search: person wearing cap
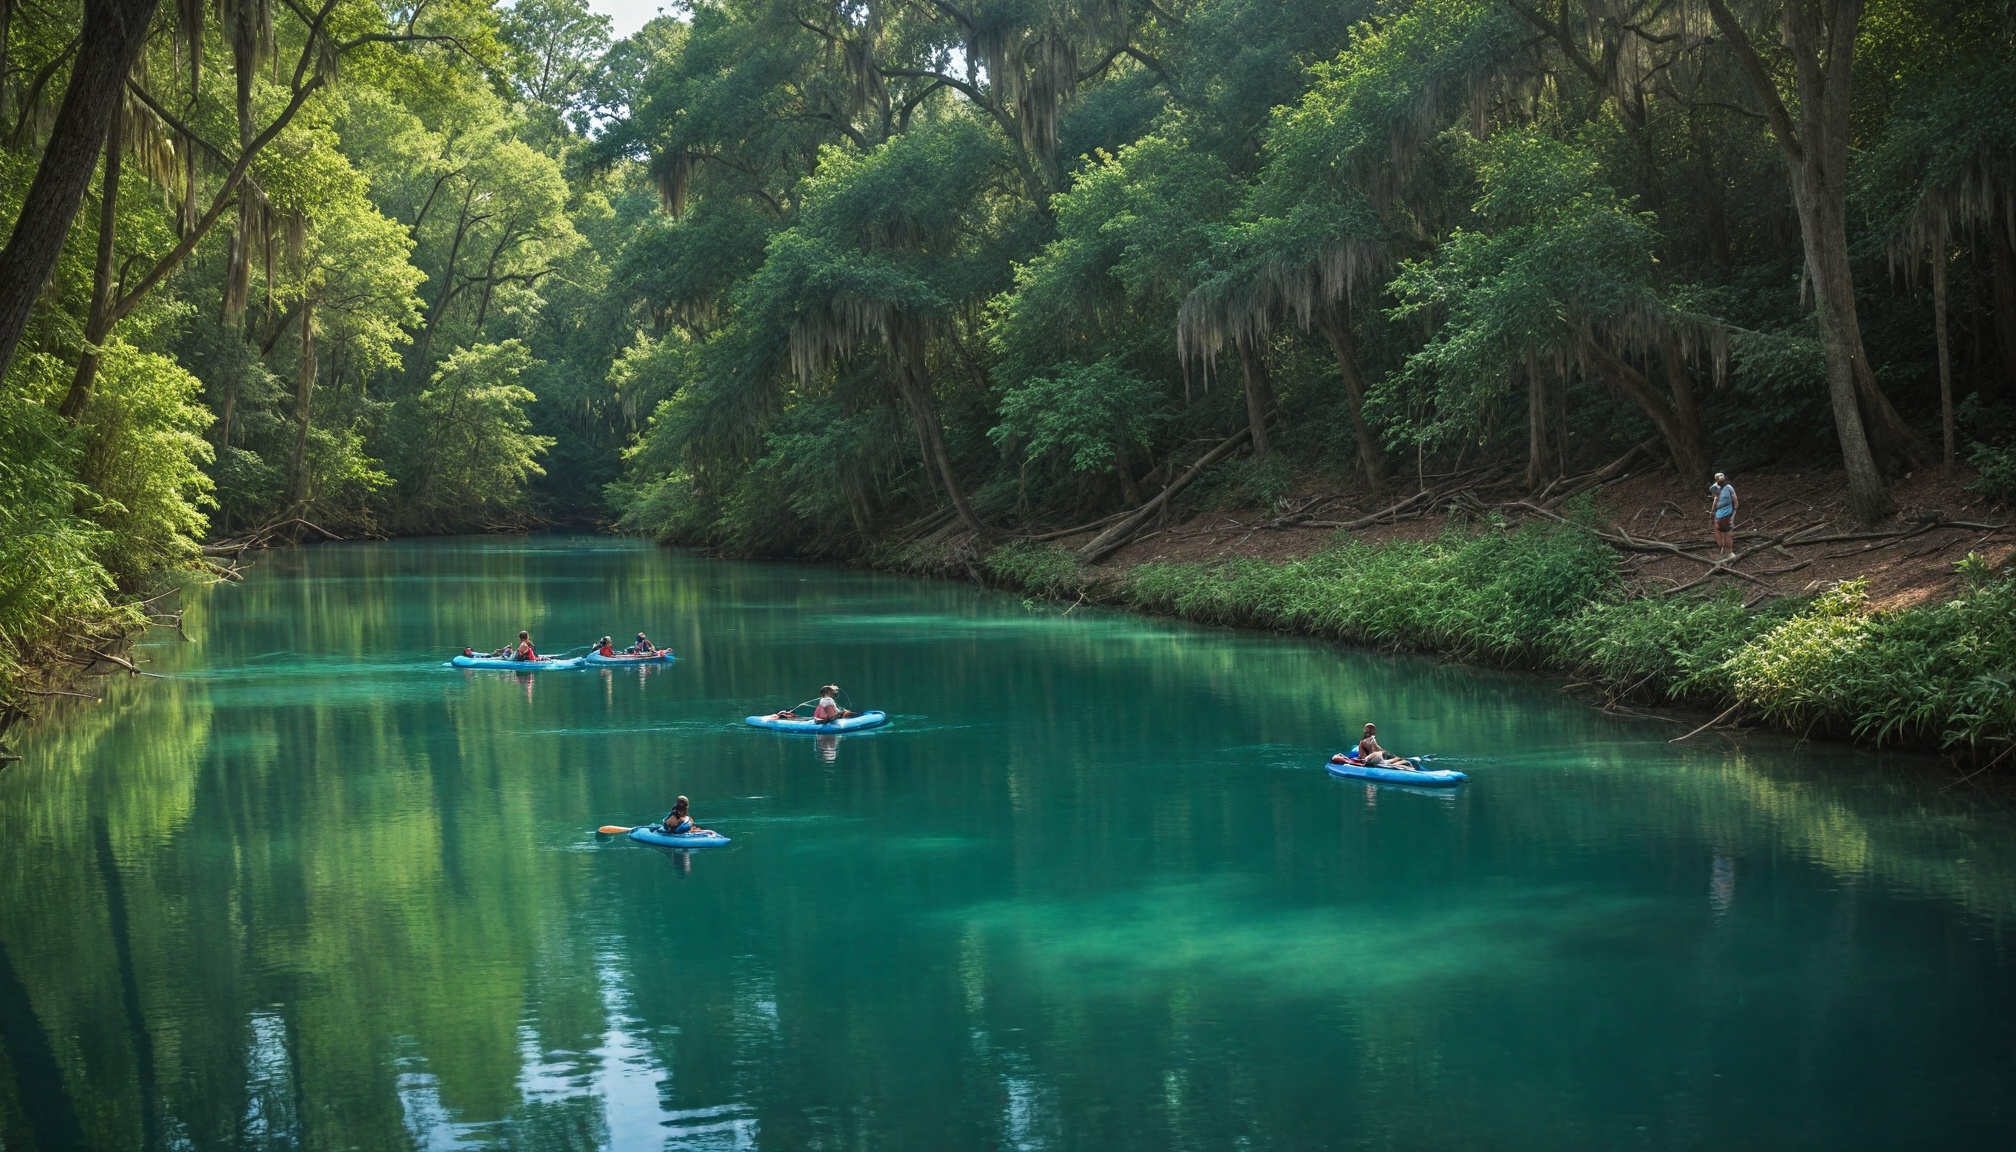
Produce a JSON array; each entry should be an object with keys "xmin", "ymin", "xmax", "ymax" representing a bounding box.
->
[
  {"xmin": 628, "ymin": 631, "xmax": 656, "ymax": 654},
  {"xmin": 1708, "ymin": 472, "xmax": 1739, "ymax": 560},
  {"xmin": 1356, "ymin": 723, "xmax": 1417, "ymax": 770},
  {"xmin": 813, "ymin": 684, "xmax": 846, "ymax": 723}
]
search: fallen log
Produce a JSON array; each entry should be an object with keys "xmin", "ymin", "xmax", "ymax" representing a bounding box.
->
[
  {"xmin": 1077, "ymin": 427, "xmax": 1251, "ymax": 564},
  {"xmin": 1304, "ymin": 489, "xmax": 1435, "ymax": 530},
  {"xmin": 1019, "ymin": 507, "xmax": 1137, "ymax": 543}
]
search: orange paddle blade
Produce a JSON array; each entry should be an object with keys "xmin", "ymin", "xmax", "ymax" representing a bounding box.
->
[{"xmin": 596, "ymin": 825, "xmax": 633, "ymax": 835}]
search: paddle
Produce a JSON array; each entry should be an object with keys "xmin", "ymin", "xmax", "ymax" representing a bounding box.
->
[{"xmin": 597, "ymin": 825, "xmax": 635, "ymax": 834}]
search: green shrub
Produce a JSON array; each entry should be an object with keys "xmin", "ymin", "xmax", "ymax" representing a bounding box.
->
[
  {"xmin": 1724, "ymin": 580, "xmax": 1877, "ymax": 733},
  {"xmin": 1124, "ymin": 522, "xmax": 2016, "ymax": 760},
  {"xmin": 1724, "ymin": 562, "xmax": 2016, "ymax": 757},
  {"xmin": 1968, "ymin": 441, "xmax": 2016, "ymax": 505},
  {"xmin": 1126, "ymin": 520, "xmax": 1617, "ymax": 664},
  {"xmin": 984, "ymin": 542, "xmax": 1087, "ymax": 598},
  {"xmin": 1560, "ymin": 590, "xmax": 1795, "ymax": 705}
]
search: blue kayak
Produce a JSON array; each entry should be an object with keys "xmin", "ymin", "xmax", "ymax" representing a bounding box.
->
[
  {"xmin": 628, "ymin": 826, "xmax": 730, "ymax": 848},
  {"xmin": 1326, "ymin": 756, "xmax": 1468, "ymax": 787},
  {"xmin": 450, "ymin": 655, "xmax": 586, "ymax": 670},
  {"xmin": 583, "ymin": 651, "xmax": 675, "ymax": 666},
  {"xmin": 745, "ymin": 710, "xmax": 889, "ymax": 734}
]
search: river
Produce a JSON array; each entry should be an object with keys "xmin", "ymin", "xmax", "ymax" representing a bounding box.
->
[{"xmin": 2, "ymin": 536, "xmax": 2013, "ymax": 1150}]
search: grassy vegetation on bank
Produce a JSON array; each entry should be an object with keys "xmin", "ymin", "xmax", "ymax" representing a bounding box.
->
[{"xmin": 982, "ymin": 522, "xmax": 2016, "ymax": 764}]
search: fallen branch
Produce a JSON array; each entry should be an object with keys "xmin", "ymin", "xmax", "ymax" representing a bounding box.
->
[
  {"xmin": 85, "ymin": 648, "xmax": 143, "ymax": 675},
  {"xmin": 1304, "ymin": 489, "xmax": 1434, "ymax": 530},
  {"xmin": 203, "ymin": 516, "xmax": 345, "ymax": 555},
  {"xmin": 1605, "ymin": 705, "xmax": 1685, "ymax": 724},
  {"xmin": 1670, "ymin": 703, "xmax": 1741, "ymax": 743},
  {"xmin": 1661, "ymin": 559, "xmax": 1776, "ymax": 596},
  {"xmin": 23, "ymin": 688, "xmax": 100, "ymax": 701},
  {"xmin": 1019, "ymin": 507, "xmax": 1136, "ymax": 542},
  {"xmin": 1077, "ymin": 427, "xmax": 1251, "ymax": 564},
  {"xmin": 1942, "ymin": 743, "xmax": 2016, "ymax": 791},
  {"xmin": 1544, "ymin": 439, "xmax": 1656, "ymax": 509}
]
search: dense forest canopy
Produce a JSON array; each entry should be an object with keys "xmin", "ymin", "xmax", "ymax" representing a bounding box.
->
[{"xmin": 1, "ymin": 0, "xmax": 2014, "ymax": 691}]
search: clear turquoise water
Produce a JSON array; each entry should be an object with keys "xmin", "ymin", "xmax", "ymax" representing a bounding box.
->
[{"xmin": 4, "ymin": 536, "xmax": 2015, "ymax": 1150}]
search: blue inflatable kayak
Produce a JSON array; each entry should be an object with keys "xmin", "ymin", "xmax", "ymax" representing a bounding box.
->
[
  {"xmin": 583, "ymin": 651, "xmax": 675, "ymax": 666},
  {"xmin": 450, "ymin": 655, "xmax": 586, "ymax": 670},
  {"xmin": 745, "ymin": 710, "xmax": 889, "ymax": 734},
  {"xmin": 1326, "ymin": 756, "xmax": 1468, "ymax": 787},
  {"xmin": 628, "ymin": 826, "xmax": 730, "ymax": 848}
]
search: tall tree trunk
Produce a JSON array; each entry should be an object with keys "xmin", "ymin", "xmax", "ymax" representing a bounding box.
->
[
  {"xmin": 1933, "ymin": 243, "xmax": 1954, "ymax": 466},
  {"xmin": 1803, "ymin": 183, "xmax": 1908, "ymax": 504},
  {"xmin": 1969, "ymin": 241, "xmax": 1984, "ymax": 387},
  {"xmin": 411, "ymin": 184, "xmax": 477, "ymax": 381},
  {"xmin": 895, "ymin": 317, "xmax": 989, "ymax": 537},
  {"xmin": 1579, "ymin": 338, "xmax": 1710, "ymax": 485},
  {"xmin": 1112, "ymin": 431, "xmax": 1142, "ymax": 505},
  {"xmin": 1707, "ymin": 0, "xmax": 1911, "ymax": 522},
  {"xmin": 1525, "ymin": 366, "xmax": 1550, "ymax": 490},
  {"xmin": 1691, "ymin": 112, "xmax": 1732, "ymax": 270},
  {"xmin": 1626, "ymin": 91, "xmax": 1661, "ymax": 216},
  {"xmin": 1314, "ymin": 302, "xmax": 1384, "ymax": 492},
  {"xmin": 0, "ymin": 0, "xmax": 161, "ymax": 386},
  {"xmin": 1661, "ymin": 334, "xmax": 1710, "ymax": 485},
  {"xmin": 56, "ymin": 91, "xmax": 121, "ymax": 420},
  {"xmin": 1233, "ymin": 331, "xmax": 1275, "ymax": 458},
  {"xmin": 216, "ymin": 372, "xmax": 238, "ymax": 449},
  {"xmin": 1992, "ymin": 228, "xmax": 2016, "ymax": 401},
  {"xmin": 221, "ymin": 35, "xmax": 260, "ymax": 325},
  {"xmin": 287, "ymin": 298, "xmax": 314, "ymax": 507}
]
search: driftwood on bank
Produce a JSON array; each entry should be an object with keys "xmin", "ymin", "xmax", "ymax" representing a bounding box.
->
[
  {"xmin": 202, "ymin": 517, "xmax": 344, "ymax": 556},
  {"xmin": 1020, "ymin": 506, "xmax": 1137, "ymax": 543},
  {"xmin": 1302, "ymin": 489, "xmax": 1435, "ymax": 530},
  {"xmin": 1077, "ymin": 426, "xmax": 1252, "ymax": 564}
]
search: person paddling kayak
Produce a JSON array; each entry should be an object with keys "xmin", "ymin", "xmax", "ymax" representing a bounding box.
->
[
  {"xmin": 659, "ymin": 796, "xmax": 711, "ymax": 836},
  {"xmin": 1355, "ymin": 723, "xmax": 1418, "ymax": 770},
  {"xmin": 629, "ymin": 632, "xmax": 658, "ymax": 654},
  {"xmin": 813, "ymin": 684, "xmax": 850, "ymax": 724},
  {"xmin": 597, "ymin": 636, "xmax": 616, "ymax": 656},
  {"xmin": 514, "ymin": 630, "xmax": 538, "ymax": 661}
]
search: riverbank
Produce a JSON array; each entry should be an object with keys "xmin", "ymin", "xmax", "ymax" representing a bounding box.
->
[{"xmin": 879, "ymin": 463, "xmax": 2015, "ymax": 766}]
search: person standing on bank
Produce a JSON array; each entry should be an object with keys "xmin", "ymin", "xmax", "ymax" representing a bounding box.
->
[{"xmin": 1709, "ymin": 473, "xmax": 1739, "ymax": 560}]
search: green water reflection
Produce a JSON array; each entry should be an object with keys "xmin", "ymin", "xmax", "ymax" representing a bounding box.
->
[{"xmin": 4, "ymin": 536, "xmax": 2014, "ymax": 1150}]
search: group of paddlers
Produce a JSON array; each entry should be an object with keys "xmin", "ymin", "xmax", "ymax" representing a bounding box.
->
[{"xmin": 462, "ymin": 630, "xmax": 667, "ymax": 661}]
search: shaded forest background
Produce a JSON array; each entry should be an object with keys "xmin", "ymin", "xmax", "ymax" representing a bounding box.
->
[{"xmin": 3, "ymin": 0, "xmax": 2015, "ymax": 698}]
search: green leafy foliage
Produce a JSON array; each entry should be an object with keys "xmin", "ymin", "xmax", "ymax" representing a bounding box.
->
[
  {"xmin": 984, "ymin": 542, "xmax": 1088, "ymax": 599},
  {"xmin": 391, "ymin": 341, "xmax": 556, "ymax": 529},
  {"xmin": 1120, "ymin": 527, "xmax": 2016, "ymax": 757},
  {"xmin": 991, "ymin": 359, "xmax": 1168, "ymax": 476},
  {"xmin": 1126, "ymin": 520, "xmax": 1619, "ymax": 664},
  {"xmin": 1969, "ymin": 442, "xmax": 2016, "ymax": 504}
]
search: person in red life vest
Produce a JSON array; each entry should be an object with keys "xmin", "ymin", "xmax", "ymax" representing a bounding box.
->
[
  {"xmin": 514, "ymin": 630, "xmax": 537, "ymax": 661},
  {"xmin": 812, "ymin": 684, "xmax": 847, "ymax": 723},
  {"xmin": 597, "ymin": 636, "xmax": 616, "ymax": 657}
]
